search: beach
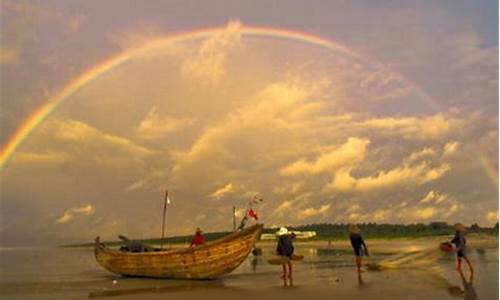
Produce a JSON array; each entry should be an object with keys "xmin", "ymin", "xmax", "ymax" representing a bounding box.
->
[{"xmin": 1, "ymin": 236, "xmax": 497, "ymax": 299}]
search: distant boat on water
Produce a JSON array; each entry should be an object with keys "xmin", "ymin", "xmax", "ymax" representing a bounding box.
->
[{"xmin": 94, "ymin": 224, "xmax": 263, "ymax": 279}]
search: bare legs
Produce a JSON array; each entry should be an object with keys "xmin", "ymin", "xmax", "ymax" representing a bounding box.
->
[
  {"xmin": 456, "ymin": 256, "xmax": 474, "ymax": 278},
  {"xmin": 281, "ymin": 261, "xmax": 293, "ymax": 286},
  {"xmin": 355, "ymin": 256, "xmax": 363, "ymax": 273}
]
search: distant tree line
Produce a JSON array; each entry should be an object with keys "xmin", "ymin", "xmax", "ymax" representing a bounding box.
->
[
  {"xmin": 63, "ymin": 221, "xmax": 498, "ymax": 247},
  {"xmin": 263, "ymin": 221, "xmax": 499, "ymax": 239}
]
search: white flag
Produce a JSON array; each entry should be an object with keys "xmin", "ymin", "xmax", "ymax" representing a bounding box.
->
[{"xmin": 167, "ymin": 195, "xmax": 171, "ymax": 204}]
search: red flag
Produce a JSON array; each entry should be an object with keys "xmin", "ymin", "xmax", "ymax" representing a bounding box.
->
[{"xmin": 248, "ymin": 208, "xmax": 258, "ymax": 220}]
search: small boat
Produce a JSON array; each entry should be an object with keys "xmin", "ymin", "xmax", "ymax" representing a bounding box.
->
[{"xmin": 94, "ymin": 224, "xmax": 263, "ymax": 279}]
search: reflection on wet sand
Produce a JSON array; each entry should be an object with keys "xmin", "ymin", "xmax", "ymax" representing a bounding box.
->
[
  {"xmin": 459, "ymin": 271, "xmax": 477, "ymax": 300},
  {"xmin": 357, "ymin": 272, "xmax": 365, "ymax": 287},
  {"xmin": 88, "ymin": 280, "xmax": 232, "ymax": 298}
]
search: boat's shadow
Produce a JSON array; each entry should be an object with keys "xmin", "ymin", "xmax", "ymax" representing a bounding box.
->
[{"xmin": 88, "ymin": 275, "xmax": 256, "ymax": 298}]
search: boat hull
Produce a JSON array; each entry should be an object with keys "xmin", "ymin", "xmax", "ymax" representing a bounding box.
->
[{"xmin": 95, "ymin": 224, "xmax": 263, "ymax": 279}]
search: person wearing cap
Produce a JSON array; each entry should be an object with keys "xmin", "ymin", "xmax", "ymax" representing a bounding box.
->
[
  {"xmin": 451, "ymin": 223, "xmax": 474, "ymax": 275},
  {"xmin": 276, "ymin": 227, "xmax": 295, "ymax": 286},
  {"xmin": 349, "ymin": 224, "xmax": 369, "ymax": 273},
  {"xmin": 190, "ymin": 228, "xmax": 205, "ymax": 247}
]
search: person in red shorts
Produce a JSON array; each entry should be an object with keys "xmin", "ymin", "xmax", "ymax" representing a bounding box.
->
[{"xmin": 190, "ymin": 228, "xmax": 205, "ymax": 247}]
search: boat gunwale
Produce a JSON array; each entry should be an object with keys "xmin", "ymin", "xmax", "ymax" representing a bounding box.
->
[{"xmin": 95, "ymin": 223, "xmax": 263, "ymax": 257}]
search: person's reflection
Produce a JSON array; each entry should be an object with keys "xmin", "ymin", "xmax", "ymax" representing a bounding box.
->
[
  {"xmin": 459, "ymin": 270, "xmax": 477, "ymax": 300},
  {"xmin": 357, "ymin": 272, "xmax": 365, "ymax": 287}
]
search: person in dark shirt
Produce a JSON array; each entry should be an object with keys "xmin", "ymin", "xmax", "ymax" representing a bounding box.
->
[
  {"xmin": 349, "ymin": 224, "xmax": 369, "ymax": 273},
  {"xmin": 190, "ymin": 228, "xmax": 205, "ymax": 247},
  {"xmin": 276, "ymin": 227, "xmax": 295, "ymax": 286},
  {"xmin": 451, "ymin": 223, "xmax": 474, "ymax": 276}
]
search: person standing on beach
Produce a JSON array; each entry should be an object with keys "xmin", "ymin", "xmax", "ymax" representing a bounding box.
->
[
  {"xmin": 276, "ymin": 227, "xmax": 295, "ymax": 286},
  {"xmin": 349, "ymin": 224, "xmax": 369, "ymax": 273},
  {"xmin": 451, "ymin": 223, "xmax": 474, "ymax": 276}
]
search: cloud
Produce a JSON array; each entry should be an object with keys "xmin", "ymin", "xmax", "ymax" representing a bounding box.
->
[
  {"xmin": 273, "ymin": 182, "xmax": 305, "ymax": 196},
  {"xmin": 297, "ymin": 204, "xmax": 331, "ymax": 220},
  {"xmin": 55, "ymin": 204, "xmax": 95, "ymax": 224},
  {"xmin": 170, "ymin": 75, "xmax": 330, "ymax": 188},
  {"xmin": 406, "ymin": 147, "xmax": 436, "ymax": 163},
  {"xmin": 274, "ymin": 200, "xmax": 293, "ymax": 214},
  {"xmin": 443, "ymin": 141, "xmax": 459, "ymax": 156},
  {"xmin": 108, "ymin": 25, "xmax": 163, "ymax": 50},
  {"xmin": 11, "ymin": 151, "xmax": 70, "ymax": 164},
  {"xmin": 345, "ymin": 191, "xmax": 463, "ymax": 223},
  {"xmin": 406, "ymin": 207, "xmax": 438, "ymax": 220},
  {"xmin": 181, "ymin": 21, "xmax": 242, "ymax": 87},
  {"xmin": 125, "ymin": 179, "xmax": 147, "ymax": 192},
  {"xmin": 3, "ymin": 1, "xmax": 82, "ymax": 33},
  {"xmin": 329, "ymin": 152, "xmax": 451, "ymax": 192},
  {"xmin": 485, "ymin": 211, "xmax": 499, "ymax": 225},
  {"xmin": 420, "ymin": 190, "xmax": 448, "ymax": 204},
  {"xmin": 49, "ymin": 119, "xmax": 155, "ymax": 157},
  {"xmin": 135, "ymin": 106, "xmax": 193, "ymax": 140},
  {"xmin": 209, "ymin": 183, "xmax": 235, "ymax": 200},
  {"xmin": 280, "ymin": 137, "xmax": 370, "ymax": 176},
  {"xmin": 360, "ymin": 113, "xmax": 462, "ymax": 139}
]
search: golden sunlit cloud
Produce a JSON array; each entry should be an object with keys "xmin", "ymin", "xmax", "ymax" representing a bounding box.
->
[
  {"xmin": 443, "ymin": 141, "xmax": 459, "ymax": 156},
  {"xmin": 171, "ymin": 75, "xmax": 330, "ymax": 187},
  {"xmin": 485, "ymin": 211, "xmax": 499, "ymax": 225},
  {"xmin": 280, "ymin": 137, "xmax": 370, "ymax": 176},
  {"xmin": 50, "ymin": 119, "xmax": 155, "ymax": 157},
  {"xmin": 297, "ymin": 204, "xmax": 330, "ymax": 220},
  {"xmin": 125, "ymin": 178, "xmax": 147, "ymax": 192},
  {"xmin": 209, "ymin": 183, "xmax": 235, "ymax": 200},
  {"xmin": 274, "ymin": 200, "xmax": 293, "ymax": 214},
  {"xmin": 329, "ymin": 161, "xmax": 451, "ymax": 192},
  {"xmin": 406, "ymin": 147, "xmax": 436, "ymax": 163},
  {"xmin": 408, "ymin": 207, "xmax": 438, "ymax": 220},
  {"xmin": 344, "ymin": 191, "xmax": 462, "ymax": 223},
  {"xmin": 181, "ymin": 21, "xmax": 242, "ymax": 87},
  {"xmin": 361, "ymin": 113, "xmax": 461, "ymax": 139},
  {"xmin": 420, "ymin": 190, "xmax": 449, "ymax": 204},
  {"xmin": 55, "ymin": 204, "xmax": 95, "ymax": 224},
  {"xmin": 135, "ymin": 106, "xmax": 194, "ymax": 140}
]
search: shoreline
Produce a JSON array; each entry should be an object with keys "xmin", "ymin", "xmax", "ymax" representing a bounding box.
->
[{"xmin": 58, "ymin": 232, "xmax": 499, "ymax": 249}]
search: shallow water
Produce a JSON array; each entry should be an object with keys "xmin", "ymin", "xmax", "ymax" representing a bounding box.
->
[{"xmin": 0, "ymin": 241, "xmax": 498, "ymax": 300}]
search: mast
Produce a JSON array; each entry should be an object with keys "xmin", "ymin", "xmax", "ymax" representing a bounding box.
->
[{"xmin": 160, "ymin": 190, "xmax": 168, "ymax": 249}]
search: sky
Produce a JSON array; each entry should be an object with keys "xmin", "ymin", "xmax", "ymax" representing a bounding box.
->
[{"xmin": 0, "ymin": 0, "xmax": 498, "ymax": 246}]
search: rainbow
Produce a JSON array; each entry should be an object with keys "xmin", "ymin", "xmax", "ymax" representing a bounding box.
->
[
  {"xmin": 479, "ymin": 155, "xmax": 499, "ymax": 189},
  {"xmin": 0, "ymin": 23, "xmax": 487, "ymax": 187}
]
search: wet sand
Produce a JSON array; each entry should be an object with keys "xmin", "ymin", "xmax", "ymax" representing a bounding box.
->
[{"xmin": 1, "ymin": 237, "xmax": 498, "ymax": 299}]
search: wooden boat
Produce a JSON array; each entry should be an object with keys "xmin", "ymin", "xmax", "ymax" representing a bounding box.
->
[{"xmin": 94, "ymin": 224, "xmax": 263, "ymax": 279}]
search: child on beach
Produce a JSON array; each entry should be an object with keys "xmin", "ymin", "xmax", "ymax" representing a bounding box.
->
[
  {"xmin": 349, "ymin": 224, "xmax": 369, "ymax": 273},
  {"xmin": 276, "ymin": 227, "xmax": 295, "ymax": 286}
]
